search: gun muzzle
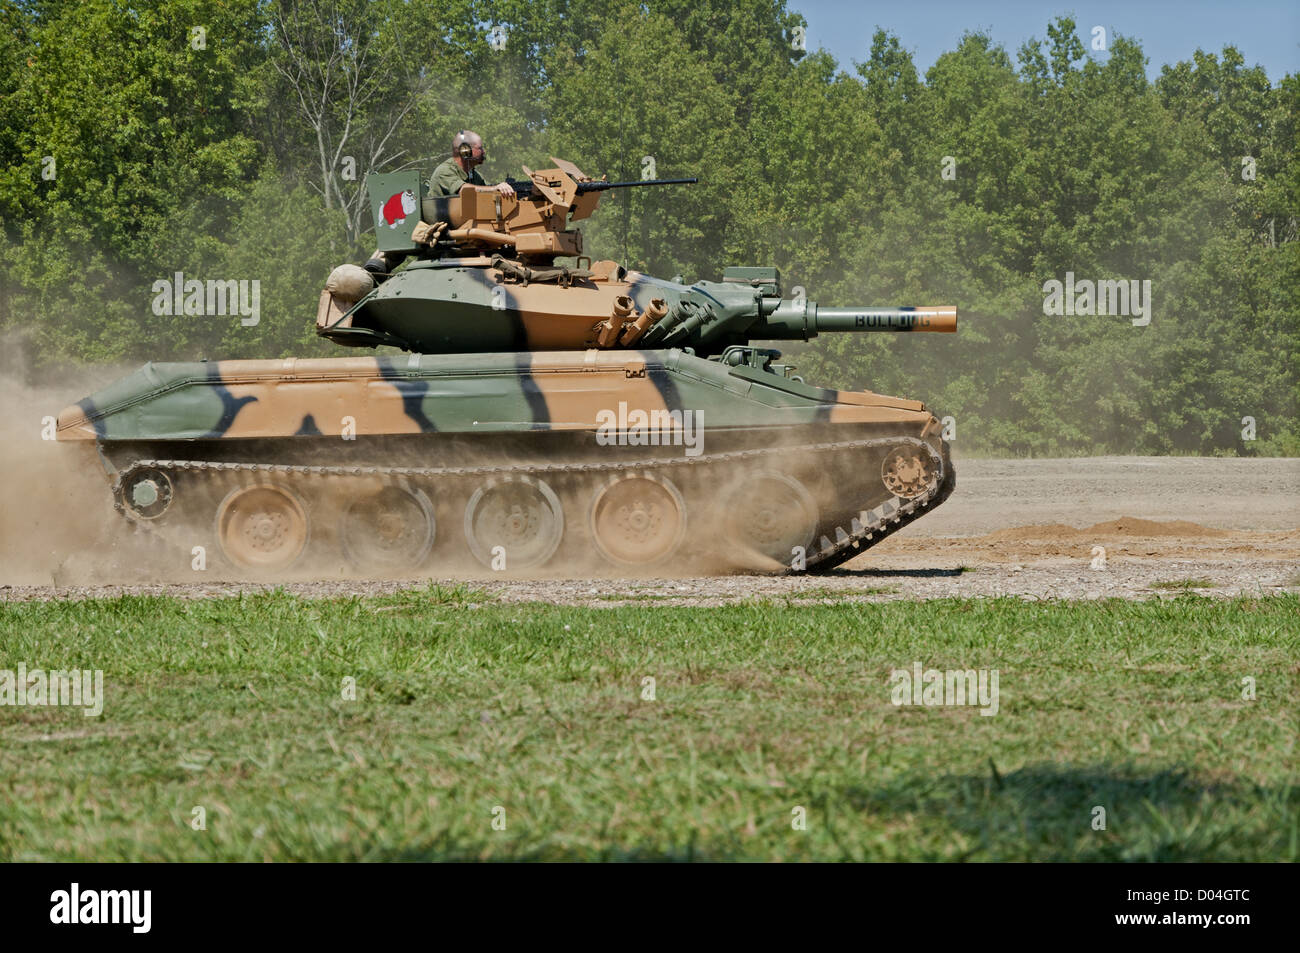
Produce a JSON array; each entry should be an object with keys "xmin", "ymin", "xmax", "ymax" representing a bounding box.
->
[{"xmin": 813, "ymin": 306, "xmax": 957, "ymax": 333}]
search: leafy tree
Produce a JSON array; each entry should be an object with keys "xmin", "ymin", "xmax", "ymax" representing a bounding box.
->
[
  {"xmin": 0, "ymin": 0, "xmax": 268, "ymax": 363},
  {"xmin": 0, "ymin": 3, "xmax": 1293, "ymax": 456}
]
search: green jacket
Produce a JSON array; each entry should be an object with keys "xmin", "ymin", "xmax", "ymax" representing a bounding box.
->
[{"xmin": 427, "ymin": 157, "xmax": 486, "ymax": 196}]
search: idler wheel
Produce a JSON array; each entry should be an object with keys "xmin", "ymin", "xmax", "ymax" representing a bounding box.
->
[
  {"xmin": 881, "ymin": 445, "xmax": 937, "ymax": 499},
  {"xmin": 122, "ymin": 467, "xmax": 174, "ymax": 520},
  {"xmin": 216, "ymin": 484, "xmax": 309, "ymax": 571},
  {"xmin": 340, "ymin": 484, "xmax": 435, "ymax": 570},
  {"xmin": 589, "ymin": 473, "xmax": 686, "ymax": 566},
  {"xmin": 724, "ymin": 471, "xmax": 818, "ymax": 562},
  {"xmin": 464, "ymin": 476, "xmax": 564, "ymax": 570}
]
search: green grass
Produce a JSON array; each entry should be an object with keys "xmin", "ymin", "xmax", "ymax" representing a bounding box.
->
[
  {"xmin": 1, "ymin": 590, "xmax": 1296, "ymax": 861},
  {"xmin": 1151, "ymin": 578, "xmax": 1218, "ymax": 590}
]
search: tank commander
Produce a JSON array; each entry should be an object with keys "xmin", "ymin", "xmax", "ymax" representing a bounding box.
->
[
  {"xmin": 428, "ymin": 130, "xmax": 516, "ymax": 198},
  {"xmin": 364, "ymin": 130, "xmax": 515, "ymax": 275}
]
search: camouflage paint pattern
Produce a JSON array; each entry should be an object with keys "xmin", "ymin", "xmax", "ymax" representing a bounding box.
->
[{"xmin": 56, "ymin": 349, "xmax": 937, "ymax": 443}]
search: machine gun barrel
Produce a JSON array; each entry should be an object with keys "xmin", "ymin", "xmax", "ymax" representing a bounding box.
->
[
  {"xmin": 506, "ymin": 176, "xmax": 698, "ymax": 198},
  {"xmin": 577, "ymin": 177, "xmax": 698, "ymax": 192}
]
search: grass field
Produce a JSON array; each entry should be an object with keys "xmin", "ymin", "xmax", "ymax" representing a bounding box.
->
[{"xmin": 1, "ymin": 588, "xmax": 1297, "ymax": 861}]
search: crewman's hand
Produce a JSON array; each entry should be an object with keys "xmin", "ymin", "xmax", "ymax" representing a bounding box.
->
[{"xmin": 495, "ymin": 181, "xmax": 516, "ymax": 198}]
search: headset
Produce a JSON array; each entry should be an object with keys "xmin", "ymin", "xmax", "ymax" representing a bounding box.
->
[{"xmin": 454, "ymin": 130, "xmax": 477, "ymax": 161}]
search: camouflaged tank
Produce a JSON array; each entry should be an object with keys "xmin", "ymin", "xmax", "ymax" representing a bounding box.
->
[{"xmin": 57, "ymin": 158, "xmax": 957, "ymax": 575}]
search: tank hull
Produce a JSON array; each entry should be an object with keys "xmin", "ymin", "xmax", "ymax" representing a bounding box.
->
[{"xmin": 58, "ymin": 349, "xmax": 953, "ymax": 576}]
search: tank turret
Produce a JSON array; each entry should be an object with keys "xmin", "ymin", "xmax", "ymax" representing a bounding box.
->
[{"xmin": 317, "ymin": 158, "xmax": 956, "ymax": 358}]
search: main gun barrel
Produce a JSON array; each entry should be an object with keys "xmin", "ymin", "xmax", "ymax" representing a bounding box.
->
[
  {"xmin": 757, "ymin": 302, "xmax": 957, "ymax": 339},
  {"xmin": 814, "ymin": 306, "xmax": 956, "ymax": 333}
]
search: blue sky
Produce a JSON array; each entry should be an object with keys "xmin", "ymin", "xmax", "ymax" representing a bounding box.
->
[{"xmin": 792, "ymin": 0, "xmax": 1300, "ymax": 82}]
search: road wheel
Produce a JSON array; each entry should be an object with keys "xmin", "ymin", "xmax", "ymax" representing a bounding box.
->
[
  {"xmin": 464, "ymin": 476, "xmax": 564, "ymax": 570},
  {"xmin": 589, "ymin": 472, "xmax": 686, "ymax": 566},
  {"xmin": 339, "ymin": 483, "xmax": 436, "ymax": 571},
  {"xmin": 724, "ymin": 470, "xmax": 818, "ymax": 563},
  {"xmin": 215, "ymin": 483, "xmax": 309, "ymax": 571}
]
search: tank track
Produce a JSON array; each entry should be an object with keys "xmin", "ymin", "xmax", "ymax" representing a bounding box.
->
[
  {"xmin": 109, "ymin": 435, "xmax": 954, "ymax": 575},
  {"xmin": 799, "ymin": 439, "xmax": 956, "ymax": 573}
]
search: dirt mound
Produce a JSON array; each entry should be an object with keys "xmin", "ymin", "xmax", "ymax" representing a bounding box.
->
[
  {"xmin": 986, "ymin": 516, "xmax": 1231, "ymax": 542},
  {"xmin": 1084, "ymin": 517, "xmax": 1230, "ymax": 537}
]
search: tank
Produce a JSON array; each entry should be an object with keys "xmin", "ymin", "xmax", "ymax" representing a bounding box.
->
[{"xmin": 56, "ymin": 158, "xmax": 958, "ymax": 576}]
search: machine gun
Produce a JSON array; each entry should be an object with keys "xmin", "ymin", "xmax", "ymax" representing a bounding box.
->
[
  {"xmin": 504, "ymin": 175, "xmax": 698, "ymax": 199},
  {"xmin": 364, "ymin": 157, "xmax": 696, "ymax": 262}
]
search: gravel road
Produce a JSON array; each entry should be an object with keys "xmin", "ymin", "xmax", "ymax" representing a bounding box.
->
[{"xmin": 900, "ymin": 456, "xmax": 1300, "ymax": 536}]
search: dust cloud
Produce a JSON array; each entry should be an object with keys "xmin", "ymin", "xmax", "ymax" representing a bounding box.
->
[{"xmin": 0, "ymin": 359, "xmax": 129, "ymax": 586}]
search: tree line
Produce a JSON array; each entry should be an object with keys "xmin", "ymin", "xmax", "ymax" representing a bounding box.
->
[{"xmin": 1, "ymin": 0, "xmax": 1295, "ymax": 455}]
